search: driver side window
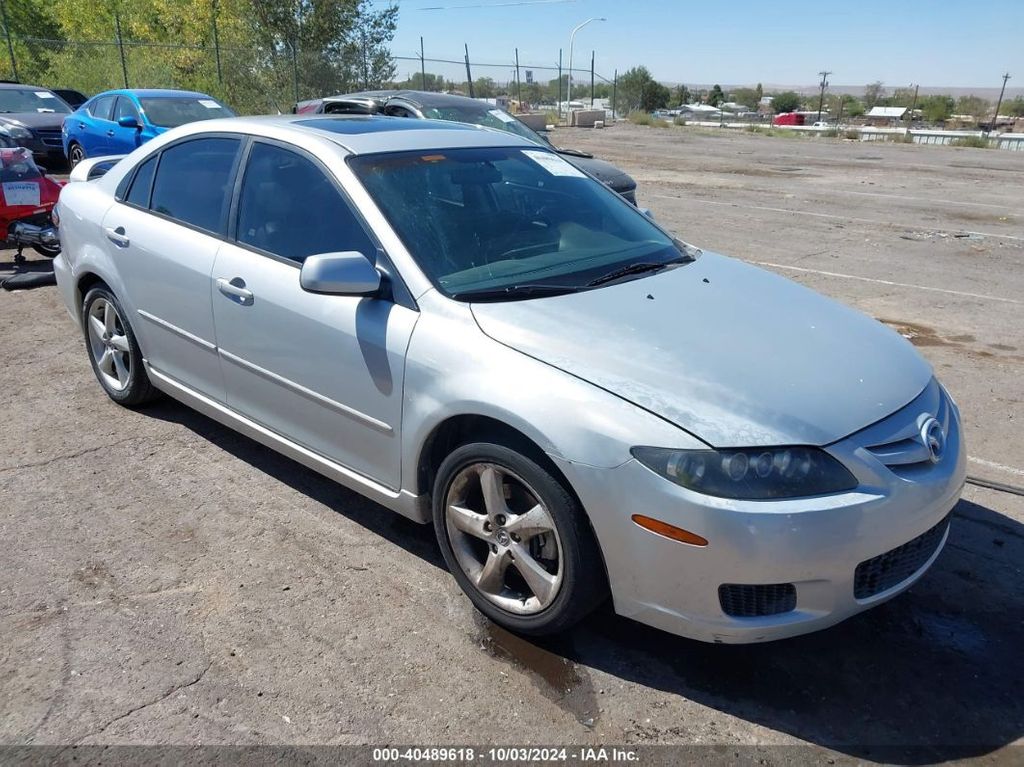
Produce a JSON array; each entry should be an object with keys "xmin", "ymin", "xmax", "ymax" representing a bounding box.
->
[{"xmin": 235, "ymin": 142, "xmax": 375, "ymax": 264}]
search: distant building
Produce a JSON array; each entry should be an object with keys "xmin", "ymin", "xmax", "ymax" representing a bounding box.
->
[{"xmin": 865, "ymin": 106, "xmax": 907, "ymax": 126}]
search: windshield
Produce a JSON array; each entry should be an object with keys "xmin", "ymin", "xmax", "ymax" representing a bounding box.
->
[
  {"xmin": 0, "ymin": 147, "xmax": 43, "ymax": 181},
  {"xmin": 420, "ymin": 105, "xmax": 543, "ymax": 144},
  {"xmin": 349, "ymin": 147, "xmax": 684, "ymax": 300},
  {"xmin": 0, "ymin": 88, "xmax": 71, "ymax": 114},
  {"xmin": 138, "ymin": 97, "xmax": 235, "ymax": 128}
]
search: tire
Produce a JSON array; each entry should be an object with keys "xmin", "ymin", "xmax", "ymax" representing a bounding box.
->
[
  {"xmin": 68, "ymin": 142, "xmax": 85, "ymax": 169},
  {"xmin": 432, "ymin": 441, "xmax": 606, "ymax": 636},
  {"xmin": 81, "ymin": 284, "xmax": 159, "ymax": 407},
  {"xmin": 33, "ymin": 243, "xmax": 60, "ymax": 258}
]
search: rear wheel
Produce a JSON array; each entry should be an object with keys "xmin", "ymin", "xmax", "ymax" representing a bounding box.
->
[
  {"xmin": 82, "ymin": 285, "xmax": 159, "ymax": 407},
  {"xmin": 68, "ymin": 142, "xmax": 85, "ymax": 169},
  {"xmin": 432, "ymin": 441, "xmax": 606, "ymax": 635}
]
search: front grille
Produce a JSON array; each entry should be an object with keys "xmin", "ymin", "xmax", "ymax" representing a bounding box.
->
[
  {"xmin": 854, "ymin": 515, "xmax": 950, "ymax": 599},
  {"xmin": 33, "ymin": 129, "xmax": 64, "ymax": 147},
  {"xmin": 863, "ymin": 379, "xmax": 951, "ymax": 472},
  {"xmin": 719, "ymin": 583, "xmax": 797, "ymax": 617}
]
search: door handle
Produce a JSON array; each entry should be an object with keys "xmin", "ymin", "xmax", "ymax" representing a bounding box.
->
[
  {"xmin": 106, "ymin": 129, "xmax": 115, "ymax": 137},
  {"xmin": 104, "ymin": 226, "xmax": 129, "ymax": 247},
  {"xmin": 217, "ymin": 277, "xmax": 254, "ymax": 306}
]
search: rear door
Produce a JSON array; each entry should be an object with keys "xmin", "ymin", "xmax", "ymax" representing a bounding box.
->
[
  {"xmin": 210, "ymin": 140, "xmax": 418, "ymax": 488},
  {"xmin": 78, "ymin": 95, "xmax": 116, "ymax": 156},
  {"xmin": 100, "ymin": 135, "xmax": 243, "ymax": 400},
  {"xmin": 109, "ymin": 96, "xmax": 144, "ymax": 154}
]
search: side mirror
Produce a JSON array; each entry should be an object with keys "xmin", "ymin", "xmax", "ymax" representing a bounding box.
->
[
  {"xmin": 300, "ymin": 251, "xmax": 381, "ymax": 296},
  {"xmin": 117, "ymin": 115, "xmax": 140, "ymax": 130}
]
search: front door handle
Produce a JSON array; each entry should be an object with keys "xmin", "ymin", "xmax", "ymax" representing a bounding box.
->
[
  {"xmin": 104, "ymin": 225, "xmax": 129, "ymax": 247},
  {"xmin": 217, "ymin": 277, "xmax": 254, "ymax": 306},
  {"xmin": 106, "ymin": 129, "xmax": 115, "ymax": 137}
]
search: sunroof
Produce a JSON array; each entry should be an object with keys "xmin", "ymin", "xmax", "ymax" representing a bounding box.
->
[{"xmin": 295, "ymin": 116, "xmax": 470, "ymax": 135}]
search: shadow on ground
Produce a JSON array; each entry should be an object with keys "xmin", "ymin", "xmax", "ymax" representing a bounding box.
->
[{"xmin": 148, "ymin": 399, "xmax": 1022, "ymax": 761}]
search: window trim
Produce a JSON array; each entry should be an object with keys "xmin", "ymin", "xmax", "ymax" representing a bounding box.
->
[
  {"xmin": 123, "ymin": 154, "xmax": 157, "ymax": 208},
  {"xmin": 113, "ymin": 95, "xmax": 142, "ymax": 124}
]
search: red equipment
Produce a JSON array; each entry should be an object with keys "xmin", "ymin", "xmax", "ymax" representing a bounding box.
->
[{"xmin": 0, "ymin": 146, "xmax": 64, "ymax": 261}]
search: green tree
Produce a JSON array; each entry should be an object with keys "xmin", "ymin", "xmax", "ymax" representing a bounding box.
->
[
  {"xmin": 707, "ymin": 83, "xmax": 724, "ymax": 106},
  {"xmin": 955, "ymin": 95, "xmax": 990, "ymax": 121},
  {"xmin": 615, "ymin": 66, "xmax": 669, "ymax": 113},
  {"xmin": 670, "ymin": 84, "xmax": 690, "ymax": 107},
  {"xmin": 863, "ymin": 81, "xmax": 886, "ymax": 109},
  {"xmin": 919, "ymin": 95, "xmax": 954, "ymax": 123},
  {"xmin": 398, "ymin": 71, "xmax": 446, "ymax": 91},
  {"xmin": 771, "ymin": 90, "xmax": 802, "ymax": 113},
  {"xmin": 728, "ymin": 87, "xmax": 759, "ymax": 109},
  {"xmin": 1005, "ymin": 97, "xmax": 1024, "ymax": 117},
  {"xmin": 755, "ymin": 82, "xmax": 763, "ymax": 101}
]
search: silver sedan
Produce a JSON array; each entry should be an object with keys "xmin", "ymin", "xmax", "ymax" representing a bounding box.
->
[{"xmin": 52, "ymin": 115, "xmax": 965, "ymax": 643}]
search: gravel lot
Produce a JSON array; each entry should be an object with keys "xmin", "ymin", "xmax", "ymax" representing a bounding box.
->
[{"xmin": 1, "ymin": 125, "xmax": 1022, "ymax": 760}]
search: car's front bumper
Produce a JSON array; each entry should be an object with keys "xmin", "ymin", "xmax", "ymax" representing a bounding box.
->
[{"xmin": 553, "ymin": 389, "xmax": 966, "ymax": 644}]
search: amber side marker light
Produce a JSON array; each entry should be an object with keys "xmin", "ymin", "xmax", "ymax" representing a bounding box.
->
[{"xmin": 631, "ymin": 514, "xmax": 709, "ymax": 547}]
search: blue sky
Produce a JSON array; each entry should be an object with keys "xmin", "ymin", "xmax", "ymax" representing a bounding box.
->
[{"xmin": 382, "ymin": 0, "xmax": 1022, "ymax": 89}]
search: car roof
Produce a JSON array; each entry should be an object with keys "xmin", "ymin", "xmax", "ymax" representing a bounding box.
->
[
  {"xmin": 93, "ymin": 88, "xmax": 213, "ymax": 99},
  {"xmin": 325, "ymin": 90, "xmax": 494, "ymax": 111},
  {"xmin": 168, "ymin": 114, "xmax": 537, "ymax": 155},
  {"xmin": 0, "ymin": 82, "xmax": 55, "ymax": 91}
]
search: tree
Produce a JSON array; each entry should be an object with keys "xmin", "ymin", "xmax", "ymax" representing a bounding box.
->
[
  {"xmin": 729, "ymin": 87, "xmax": 759, "ymax": 110},
  {"xmin": 755, "ymin": 82, "xmax": 763, "ymax": 102},
  {"xmin": 919, "ymin": 95, "xmax": 954, "ymax": 124},
  {"xmin": 771, "ymin": 91, "xmax": 802, "ymax": 113},
  {"xmin": 1006, "ymin": 97, "xmax": 1024, "ymax": 117},
  {"xmin": 863, "ymin": 81, "xmax": 886, "ymax": 109},
  {"xmin": 472, "ymin": 77, "xmax": 498, "ymax": 98},
  {"xmin": 671, "ymin": 84, "xmax": 691, "ymax": 107},
  {"xmin": 615, "ymin": 66, "xmax": 669, "ymax": 114},
  {"xmin": 955, "ymin": 95, "xmax": 990, "ymax": 121},
  {"xmin": 707, "ymin": 84, "xmax": 724, "ymax": 106}
]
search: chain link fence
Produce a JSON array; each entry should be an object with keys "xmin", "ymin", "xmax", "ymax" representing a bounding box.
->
[{"xmin": 3, "ymin": 33, "xmax": 616, "ymax": 117}]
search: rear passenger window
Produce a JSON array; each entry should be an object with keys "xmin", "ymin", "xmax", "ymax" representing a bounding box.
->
[
  {"xmin": 150, "ymin": 137, "xmax": 240, "ymax": 234},
  {"xmin": 89, "ymin": 95, "xmax": 115, "ymax": 121},
  {"xmin": 125, "ymin": 156, "xmax": 156, "ymax": 207},
  {"xmin": 236, "ymin": 142, "xmax": 374, "ymax": 263}
]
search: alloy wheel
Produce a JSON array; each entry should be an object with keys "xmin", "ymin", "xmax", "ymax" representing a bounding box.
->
[
  {"xmin": 444, "ymin": 462, "xmax": 564, "ymax": 615},
  {"xmin": 86, "ymin": 297, "xmax": 132, "ymax": 391}
]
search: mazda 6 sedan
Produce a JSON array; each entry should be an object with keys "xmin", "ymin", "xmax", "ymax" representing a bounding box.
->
[{"xmin": 53, "ymin": 115, "xmax": 966, "ymax": 643}]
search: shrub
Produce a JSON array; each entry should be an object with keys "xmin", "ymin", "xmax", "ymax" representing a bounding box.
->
[
  {"xmin": 843, "ymin": 129, "xmax": 861, "ymax": 140},
  {"xmin": 951, "ymin": 135, "xmax": 991, "ymax": 149},
  {"xmin": 628, "ymin": 112, "xmax": 669, "ymax": 127}
]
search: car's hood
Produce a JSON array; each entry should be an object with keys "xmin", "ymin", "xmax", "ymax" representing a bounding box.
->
[
  {"xmin": 470, "ymin": 252, "xmax": 932, "ymax": 447},
  {"xmin": 561, "ymin": 153, "xmax": 636, "ymax": 193},
  {"xmin": 0, "ymin": 112, "xmax": 66, "ymax": 130}
]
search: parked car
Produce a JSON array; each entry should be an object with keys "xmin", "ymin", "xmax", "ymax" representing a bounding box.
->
[
  {"xmin": 62, "ymin": 88, "xmax": 235, "ymax": 168},
  {"xmin": 294, "ymin": 90, "xmax": 639, "ymax": 204},
  {"xmin": 51, "ymin": 88, "xmax": 89, "ymax": 110},
  {"xmin": 0, "ymin": 82, "xmax": 73, "ymax": 168},
  {"xmin": 53, "ymin": 115, "xmax": 965, "ymax": 643}
]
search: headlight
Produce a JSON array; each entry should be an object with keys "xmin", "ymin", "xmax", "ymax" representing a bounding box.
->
[
  {"xmin": 630, "ymin": 446, "xmax": 857, "ymax": 500},
  {"xmin": 0, "ymin": 124, "xmax": 33, "ymax": 140}
]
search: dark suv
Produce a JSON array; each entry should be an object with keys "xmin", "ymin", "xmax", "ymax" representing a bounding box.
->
[
  {"xmin": 0, "ymin": 83, "xmax": 73, "ymax": 167},
  {"xmin": 294, "ymin": 90, "xmax": 638, "ymax": 204}
]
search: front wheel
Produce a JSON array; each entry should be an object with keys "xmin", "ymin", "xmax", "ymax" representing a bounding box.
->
[
  {"xmin": 432, "ymin": 441, "xmax": 606, "ymax": 635},
  {"xmin": 82, "ymin": 285, "xmax": 159, "ymax": 407}
]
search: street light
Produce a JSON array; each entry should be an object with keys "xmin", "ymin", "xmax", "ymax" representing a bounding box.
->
[{"xmin": 567, "ymin": 17, "xmax": 605, "ymax": 112}]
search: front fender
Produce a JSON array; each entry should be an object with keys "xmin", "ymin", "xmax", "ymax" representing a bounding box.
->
[{"xmin": 400, "ymin": 298, "xmax": 702, "ymax": 494}]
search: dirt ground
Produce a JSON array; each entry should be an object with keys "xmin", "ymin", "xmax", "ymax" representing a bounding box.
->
[{"xmin": 1, "ymin": 124, "xmax": 1022, "ymax": 761}]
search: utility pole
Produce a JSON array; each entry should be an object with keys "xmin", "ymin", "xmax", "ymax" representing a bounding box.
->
[
  {"xmin": 1, "ymin": 0, "xmax": 17, "ymax": 82},
  {"xmin": 464, "ymin": 43, "xmax": 474, "ymax": 98},
  {"xmin": 114, "ymin": 9, "xmax": 129, "ymax": 88},
  {"xmin": 612, "ymin": 69, "xmax": 617, "ymax": 120},
  {"xmin": 514, "ymin": 48, "xmax": 521, "ymax": 109},
  {"xmin": 419, "ymin": 36, "xmax": 425, "ymax": 90},
  {"xmin": 816, "ymin": 70, "xmax": 831, "ymax": 123},
  {"xmin": 907, "ymin": 83, "xmax": 919, "ymax": 126},
  {"xmin": 991, "ymin": 72, "xmax": 1011, "ymax": 133},
  {"xmin": 590, "ymin": 50, "xmax": 595, "ymax": 107},
  {"xmin": 557, "ymin": 49, "xmax": 562, "ymax": 120},
  {"xmin": 211, "ymin": 0, "xmax": 222, "ymax": 83}
]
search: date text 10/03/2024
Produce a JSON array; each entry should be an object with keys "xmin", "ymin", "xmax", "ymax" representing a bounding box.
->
[{"xmin": 372, "ymin": 747, "xmax": 640, "ymax": 762}]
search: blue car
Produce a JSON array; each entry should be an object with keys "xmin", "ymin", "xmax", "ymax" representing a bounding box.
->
[{"xmin": 62, "ymin": 88, "xmax": 235, "ymax": 167}]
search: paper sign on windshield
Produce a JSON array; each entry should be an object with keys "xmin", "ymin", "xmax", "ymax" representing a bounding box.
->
[
  {"xmin": 488, "ymin": 109, "xmax": 516, "ymax": 124},
  {"xmin": 522, "ymin": 150, "xmax": 587, "ymax": 178},
  {"xmin": 34, "ymin": 91, "xmax": 55, "ymax": 99},
  {"xmin": 3, "ymin": 182, "xmax": 41, "ymax": 207},
  {"xmin": 198, "ymin": 99, "xmax": 220, "ymax": 109}
]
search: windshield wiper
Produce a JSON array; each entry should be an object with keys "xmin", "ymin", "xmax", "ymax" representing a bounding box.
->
[
  {"xmin": 450, "ymin": 283, "xmax": 581, "ymax": 302},
  {"xmin": 587, "ymin": 259, "xmax": 685, "ymax": 287}
]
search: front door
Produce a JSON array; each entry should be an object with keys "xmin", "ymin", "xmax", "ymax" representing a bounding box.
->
[{"xmin": 210, "ymin": 140, "xmax": 417, "ymax": 488}]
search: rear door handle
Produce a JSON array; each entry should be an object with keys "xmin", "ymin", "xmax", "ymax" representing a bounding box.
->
[
  {"xmin": 106, "ymin": 129, "xmax": 115, "ymax": 137},
  {"xmin": 217, "ymin": 277, "xmax": 254, "ymax": 306},
  {"xmin": 104, "ymin": 226, "xmax": 129, "ymax": 247}
]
